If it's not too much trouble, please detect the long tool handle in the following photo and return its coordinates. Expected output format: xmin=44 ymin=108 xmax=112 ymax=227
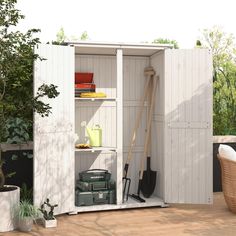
xmin=147 ymin=74 xmax=152 ymax=160
xmin=139 ymin=76 xmax=158 ymax=181
xmin=124 ymin=75 xmax=151 ymax=177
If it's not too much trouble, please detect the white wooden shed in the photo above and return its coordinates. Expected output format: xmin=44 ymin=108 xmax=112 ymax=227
xmin=33 ymin=42 xmax=213 ymax=215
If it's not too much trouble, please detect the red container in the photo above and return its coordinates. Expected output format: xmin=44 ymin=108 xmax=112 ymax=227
xmin=75 ymin=83 xmax=96 ymax=89
xmin=75 ymin=73 xmax=94 ymax=84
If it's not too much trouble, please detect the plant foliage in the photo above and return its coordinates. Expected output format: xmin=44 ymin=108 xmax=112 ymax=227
xmin=20 ymin=183 xmax=33 ymax=203
xmin=0 ymin=0 xmax=59 ymax=189
xmin=17 ymin=200 xmax=39 ymax=220
xmin=39 ymin=198 xmax=58 ymax=220
xmin=200 ymin=26 xmax=236 ymax=135
xmin=0 ymin=0 xmax=60 ymax=142
xmin=153 ymin=38 xmax=179 ymax=49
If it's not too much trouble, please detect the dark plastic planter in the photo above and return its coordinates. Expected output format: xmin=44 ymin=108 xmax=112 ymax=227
xmin=1 ymin=143 xmax=33 ymax=190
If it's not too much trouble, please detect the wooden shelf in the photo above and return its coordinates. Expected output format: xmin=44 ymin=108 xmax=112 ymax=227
xmin=75 ymin=97 xmax=117 ymax=101
xmin=75 ymin=147 xmax=117 ymax=153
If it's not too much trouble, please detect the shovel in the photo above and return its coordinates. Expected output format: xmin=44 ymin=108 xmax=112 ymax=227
xmin=140 ymin=76 xmax=157 ymax=198
xmin=123 ymin=67 xmax=155 ymax=202
xmin=122 ymin=73 xmax=152 ymax=202
xmin=130 ymin=75 xmax=158 ymax=202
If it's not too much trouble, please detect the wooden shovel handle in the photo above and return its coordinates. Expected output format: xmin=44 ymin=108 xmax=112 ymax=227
xmin=125 ymin=75 xmax=151 ymax=166
xmin=147 ymin=77 xmax=152 ymax=157
xmin=139 ymin=75 xmax=158 ymax=180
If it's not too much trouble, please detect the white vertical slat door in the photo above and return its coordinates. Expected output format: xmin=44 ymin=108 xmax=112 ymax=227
xmin=34 ymin=44 xmax=75 ymax=214
xmin=164 ymin=49 xmax=213 ymax=204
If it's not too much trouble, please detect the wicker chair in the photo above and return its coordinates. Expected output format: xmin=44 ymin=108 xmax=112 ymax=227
xmin=218 ymin=154 xmax=236 ymax=213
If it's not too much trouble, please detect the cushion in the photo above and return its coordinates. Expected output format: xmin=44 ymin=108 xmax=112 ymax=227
xmin=218 ymin=144 xmax=236 ymax=161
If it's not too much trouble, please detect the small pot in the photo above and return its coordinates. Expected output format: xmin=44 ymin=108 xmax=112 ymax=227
xmin=18 ymin=218 xmax=33 ymax=232
xmin=42 ymin=217 xmax=57 ymax=228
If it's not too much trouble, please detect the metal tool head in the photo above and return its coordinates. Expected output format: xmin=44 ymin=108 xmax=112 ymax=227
xmin=122 ymin=177 xmax=131 ymax=202
xmin=144 ymin=67 xmax=156 ymax=76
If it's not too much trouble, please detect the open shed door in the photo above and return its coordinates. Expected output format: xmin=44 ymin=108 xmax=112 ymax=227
xmin=34 ymin=44 xmax=75 ymax=214
xmin=164 ymin=49 xmax=213 ymax=204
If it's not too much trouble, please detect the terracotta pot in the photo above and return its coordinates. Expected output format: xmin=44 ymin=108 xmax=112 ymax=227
xmin=0 ymin=185 xmax=20 ymax=232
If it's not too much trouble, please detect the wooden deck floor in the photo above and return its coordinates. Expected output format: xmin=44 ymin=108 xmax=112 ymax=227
xmin=2 ymin=192 xmax=236 ymax=236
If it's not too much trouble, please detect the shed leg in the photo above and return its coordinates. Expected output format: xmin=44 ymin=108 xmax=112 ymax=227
xmin=68 ymin=211 xmax=78 ymax=215
xmin=160 ymin=203 xmax=169 ymax=208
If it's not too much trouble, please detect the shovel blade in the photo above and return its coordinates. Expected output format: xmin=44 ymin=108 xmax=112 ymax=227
xmin=140 ymin=170 xmax=157 ymax=198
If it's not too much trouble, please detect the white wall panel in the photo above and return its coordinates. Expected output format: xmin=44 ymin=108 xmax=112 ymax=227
xmin=151 ymin=52 xmax=165 ymax=199
xmin=75 ymin=102 xmax=117 ymax=147
xmin=123 ymin=56 xmax=149 ymax=151
xmin=75 ymin=152 xmax=117 ymax=182
xmin=122 ymin=56 xmax=149 ymax=194
xmin=34 ymin=44 xmax=75 ymax=214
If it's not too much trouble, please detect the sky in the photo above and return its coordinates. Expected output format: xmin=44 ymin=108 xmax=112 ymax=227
xmin=16 ymin=0 xmax=236 ymax=48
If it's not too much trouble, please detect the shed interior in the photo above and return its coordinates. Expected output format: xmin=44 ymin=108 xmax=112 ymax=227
xmin=72 ymin=42 xmax=168 ymax=211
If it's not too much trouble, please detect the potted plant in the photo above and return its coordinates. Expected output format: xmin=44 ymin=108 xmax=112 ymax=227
xmin=39 ymin=198 xmax=58 ymax=228
xmin=0 ymin=150 xmax=20 ymax=232
xmin=16 ymin=200 xmax=39 ymax=232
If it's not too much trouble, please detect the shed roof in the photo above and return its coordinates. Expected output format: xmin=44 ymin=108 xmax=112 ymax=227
xmin=67 ymin=41 xmax=173 ymax=56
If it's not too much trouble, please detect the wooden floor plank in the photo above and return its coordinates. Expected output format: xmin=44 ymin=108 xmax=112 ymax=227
xmin=2 ymin=193 xmax=236 ymax=236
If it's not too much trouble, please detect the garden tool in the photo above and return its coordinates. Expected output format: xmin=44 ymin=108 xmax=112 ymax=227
xmin=130 ymin=74 xmax=158 ymax=202
xmin=122 ymin=67 xmax=156 ymax=202
xmin=140 ymin=76 xmax=158 ymax=198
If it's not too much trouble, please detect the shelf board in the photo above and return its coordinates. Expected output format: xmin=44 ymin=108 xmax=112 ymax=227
xmin=75 ymin=147 xmax=117 ymax=153
xmin=75 ymin=97 xmax=117 ymax=101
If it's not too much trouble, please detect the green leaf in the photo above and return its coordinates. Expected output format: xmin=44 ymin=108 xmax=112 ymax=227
xmin=6 ymin=172 xmax=16 ymax=178
xmin=26 ymin=153 xmax=33 ymax=159
xmin=11 ymin=154 xmax=18 ymax=160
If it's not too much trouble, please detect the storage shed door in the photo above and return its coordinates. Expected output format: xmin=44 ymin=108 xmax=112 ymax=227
xmin=164 ymin=49 xmax=213 ymax=204
xmin=34 ymin=44 xmax=75 ymax=214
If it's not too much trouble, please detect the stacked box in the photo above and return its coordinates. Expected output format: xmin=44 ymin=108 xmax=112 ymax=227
xmin=79 ymin=169 xmax=111 ymax=182
xmin=75 ymin=72 xmax=96 ymax=97
xmin=75 ymin=169 xmax=116 ymax=206
xmin=75 ymin=189 xmax=116 ymax=206
xmin=76 ymin=179 xmax=115 ymax=192
xmin=75 ymin=83 xmax=96 ymax=97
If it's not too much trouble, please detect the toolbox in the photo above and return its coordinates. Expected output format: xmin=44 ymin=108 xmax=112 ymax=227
xmin=79 ymin=169 xmax=111 ymax=182
xmin=75 ymin=83 xmax=96 ymax=90
xmin=75 ymin=189 xmax=116 ymax=206
xmin=75 ymin=189 xmax=93 ymax=206
xmin=75 ymin=90 xmax=96 ymax=97
xmin=75 ymin=169 xmax=116 ymax=206
xmin=75 ymin=72 xmax=94 ymax=84
xmin=76 ymin=179 xmax=116 ymax=192
xmin=75 ymin=84 xmax=96 ymax=97
xmin=74 ymin=72 xmax=96 ymax=97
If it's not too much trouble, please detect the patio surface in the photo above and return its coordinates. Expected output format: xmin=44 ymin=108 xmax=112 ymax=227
xmin=2 ymin=192 xmax=236 ymax=236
